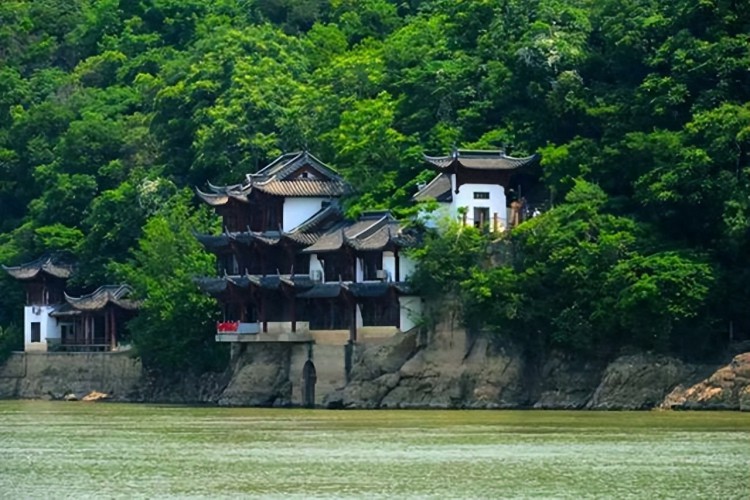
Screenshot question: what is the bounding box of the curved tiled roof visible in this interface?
[194,233,232,250]
[252,179,350,197]
[251,151,342,181]
[342,282,390,298]
[303,212,409,253]
[2,255,74,281]
[195,203,345,251]
[63,285,139,312]
[194,277,229,295]
[413,173,452,202]
[199,279,414,299]
[424,149,540,171]
[296,283,343,299]
[196,274,318,296]
[198,151,349,204]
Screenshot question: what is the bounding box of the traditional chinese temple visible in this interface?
[413,148,541,230]
[2,255,138,352]
[194,152,422,347]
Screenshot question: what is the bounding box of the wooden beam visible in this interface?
[111,310,118,351]
[394,248,400,282]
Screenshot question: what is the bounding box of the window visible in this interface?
[474,192,490,199]
[31,322,41,343]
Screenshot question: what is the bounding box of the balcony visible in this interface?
[215,321,313,343]
[217,321,259,334]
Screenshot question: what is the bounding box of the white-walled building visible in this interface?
[414,149,541,230]
[2,256,137,352]
[195,152,423,349]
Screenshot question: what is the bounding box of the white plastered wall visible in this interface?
[309,254,324,281]
[355,257,364,282]
[24,305,61,352]
[450,174,506,229]
[383,251,396,281]
[283,197,328,231]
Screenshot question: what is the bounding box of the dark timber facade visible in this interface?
[194,152,422,347]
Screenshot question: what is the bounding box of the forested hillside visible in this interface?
[0,0,748,362]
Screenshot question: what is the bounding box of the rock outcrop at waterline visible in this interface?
[661,352,750,411]
[325,324,742,411]
[1,324,749,410]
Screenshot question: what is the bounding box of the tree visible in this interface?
[409,217,486,331]
[111,189,225,373]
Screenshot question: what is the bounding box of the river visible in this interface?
[0,401,748,498]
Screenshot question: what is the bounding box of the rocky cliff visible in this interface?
[325,324,745,411]
[1,325,749,410]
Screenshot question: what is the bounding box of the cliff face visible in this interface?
[661,352,750,411]
[1,325,748,410]
[0,351,142,400]
[325,325,742,411]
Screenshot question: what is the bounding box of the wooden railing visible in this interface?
[53,344,112,352]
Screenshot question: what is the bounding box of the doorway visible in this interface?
[302,360,317,408]
[473,207,490,229]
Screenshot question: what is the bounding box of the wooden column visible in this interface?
[260,293,267,333]
[104,309,110,348]
[110,310,118,351]
[290,296,297,333]
[346,294,358,344]
[394,248,401,282]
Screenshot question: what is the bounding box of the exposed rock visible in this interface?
[533,353,603,409]
[349,330,417,382]
[587,354,697,410]
[334,325,529,409]
[131,369,229,404]
[661,353,750,410]
[218,344,292,407]
[464,338,527,408]
[2,323,748,411]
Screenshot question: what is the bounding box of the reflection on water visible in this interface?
[0,401,748,499]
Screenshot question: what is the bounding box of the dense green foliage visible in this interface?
[110,189,226,372]
[458,181,717,356]
[0,0,748,364]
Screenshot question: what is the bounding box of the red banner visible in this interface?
[217,321,239,332]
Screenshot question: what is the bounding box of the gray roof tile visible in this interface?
[424,149,540,171]
[3,255,74,280]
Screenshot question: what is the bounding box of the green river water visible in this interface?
[0,402,748,499]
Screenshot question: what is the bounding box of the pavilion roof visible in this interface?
[195,276,415,299]
[412,173,452,202]
[302,211,412,254]
[196,151,350,206]
[342,282,391,298]
[51,285,139,316]
[295,283,343,299]
[2,254,74,281]
[423,149,540,172]
[194,203,345,251]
